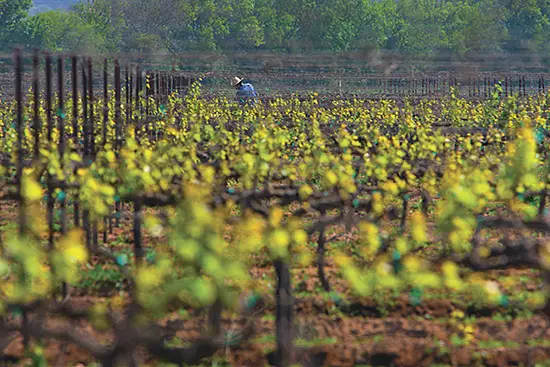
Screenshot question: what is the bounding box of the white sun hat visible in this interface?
[232,77,244,87]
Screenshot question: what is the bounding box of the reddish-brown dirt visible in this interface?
[3,202,550,366]
[5,308,550,366]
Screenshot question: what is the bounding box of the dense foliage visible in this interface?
[5,0,550,54]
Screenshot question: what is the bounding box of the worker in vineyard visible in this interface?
[233,77,257,106]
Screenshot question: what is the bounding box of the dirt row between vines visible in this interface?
[2,201,550,366]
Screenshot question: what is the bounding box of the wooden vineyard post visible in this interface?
[125,65,130,129]
[130,67,142,263]
[275,259,293,367]
[539,190,547,219]
[109,60,122,230]
[505,76,508,97]
[317,209,330,292]
[82,61,91,250]
[170,74,174,96]
[519,77,525,96]
[399,78,402,96]
[207,298,222,336]
[400,194,409,231]
[539,155,549,219]
[134,200,142,261]
[58,55,67,235]
[424,78,427,96]
[129,66,133,130]
[88,58,95,160]
[156,71,160,108]
[102,58,108,147]
[15,49,26,236]
[32,50,41,161]
[114,60,122,228]
[454,78,458,96]
[71,55,80,228]
[88,57,99,250]
[45,52,55,250]
[136,66,141,144]
[15,48,31,349]
[145,72,149,131]
[103,58,110,242]
[121,64,130,220]
[56,55,68,312]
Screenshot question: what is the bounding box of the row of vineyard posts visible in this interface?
[4,50,234,365]
[376,75,546,97]
[6,48,314,366]
[9,49,184,258]
[5,48,550,366]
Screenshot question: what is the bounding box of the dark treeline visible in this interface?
[3,0,550,55]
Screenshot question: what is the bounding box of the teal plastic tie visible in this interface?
[409,287,422,306]
[499,294,509,308]
[115,254,128,266]
[392,250,401,261]
[245,293,260,309]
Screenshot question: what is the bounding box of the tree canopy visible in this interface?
[0,0,33,49]
[4,0,550,54]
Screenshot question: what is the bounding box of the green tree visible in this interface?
[254,0,298,50]
[166,0,230,51]
[29,10,106,52]
[15,0,550,55]
[0,0,32,49]
[501,0,550,52]
[356,0,400,51]
[314,0,365,51]
[443,0,507,54]
[388,0,449,52]
[70,0,125,51]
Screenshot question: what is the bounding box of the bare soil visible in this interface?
[3,202,550,366]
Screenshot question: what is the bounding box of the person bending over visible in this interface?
[233,77,257,106]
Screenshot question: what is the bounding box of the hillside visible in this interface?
[29,0,78,15]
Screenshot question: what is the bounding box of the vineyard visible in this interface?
[1,49,550,367]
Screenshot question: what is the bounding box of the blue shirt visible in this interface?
[236,83,257,105]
